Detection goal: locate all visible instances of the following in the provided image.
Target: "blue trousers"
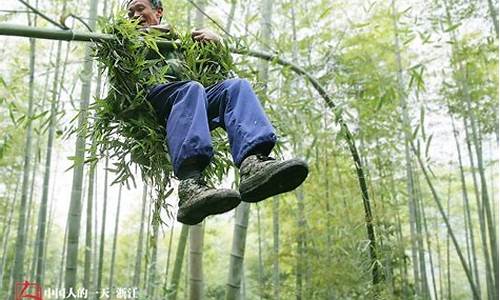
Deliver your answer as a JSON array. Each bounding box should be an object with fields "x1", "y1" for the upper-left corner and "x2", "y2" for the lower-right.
[{"x1": 147, "y1": 78, "x2": 277, "y2": 177}]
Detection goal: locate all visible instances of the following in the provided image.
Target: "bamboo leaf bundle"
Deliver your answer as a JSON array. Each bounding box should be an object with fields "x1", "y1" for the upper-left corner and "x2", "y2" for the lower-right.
[{"x1": 86, "y1": 16, "x2": 235, "y2": 224}]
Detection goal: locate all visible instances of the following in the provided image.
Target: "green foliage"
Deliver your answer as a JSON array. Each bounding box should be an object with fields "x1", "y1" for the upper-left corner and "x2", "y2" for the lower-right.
[
  {"x1": 177, "y1": 32, "x2": 234, "y2": 86},
  {"x1": 0, "y1": 1, "x2": 497, "y2": 299},
  {"x1": 88, "y1": 16, "x2": 236, "y2": 224},
  {"x1": 443, "y1": 34, "x2": 499, "y2": 135}
]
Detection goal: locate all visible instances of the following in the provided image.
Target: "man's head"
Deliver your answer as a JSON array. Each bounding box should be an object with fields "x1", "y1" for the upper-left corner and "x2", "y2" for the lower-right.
[{"x1": 126, "y1": 0, "x2": 163, "y2": 26}]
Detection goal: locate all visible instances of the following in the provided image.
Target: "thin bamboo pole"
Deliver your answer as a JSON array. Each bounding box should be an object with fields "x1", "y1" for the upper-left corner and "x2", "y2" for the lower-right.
[
  {"x1": 108, "y1": 185, "x2": 123, "y2": 294},
  {"x1": 133, "y1": 185, "x2": 148, "y2": 288},
  {"x1": 0, "y1": 175, "x2": 20, "y2": 292},
  {"x1": 412, "y1": 144, "x2": 481, "y2": 300},
  {"x1": 64, "y1": 0, "x2": 98, "y2": 295},
  {"x1": 390, "y1": 1, "x2": 422, "y2": 293},
  {"x1": 169, "y1": 225, "x2": 189, "y2": 300},
  {"x1": 0, "y1": 23, "x2": 174, "y2": 47},
  {"x1": 450, "y1": 114, "x2": 481, "y2": 294},
  {"x1": 35, "y1": 20, "x2": 65, "y2": 283},
  {"x1": 12, "y1": 22, "x2": 36, "y2": 294},
  {"x1": 162, "y1": 225, "x2": 175, "y2": 296},
  {"x1": 189, "y1": 223, "x2": 204, "y2": 300},
  {"x1": 96, "y1": 157, "x2": 110, "y2": 298}
]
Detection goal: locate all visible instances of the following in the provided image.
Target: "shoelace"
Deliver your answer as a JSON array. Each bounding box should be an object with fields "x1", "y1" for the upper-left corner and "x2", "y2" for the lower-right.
[
  {"x1": 191, "y1": 177, "x2": 207, "y2": 185},
  {"x1": 192, "y1": 177, "x2": 219, "y2": 190},
  {"x1": 256, "y1": 154, "x2": 275, "y2": 162}
]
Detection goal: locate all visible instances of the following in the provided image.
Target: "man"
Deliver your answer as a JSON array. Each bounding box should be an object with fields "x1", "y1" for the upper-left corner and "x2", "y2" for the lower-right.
[{"x1": 126, "y1": 0, "x2": 309, "y2": 225}]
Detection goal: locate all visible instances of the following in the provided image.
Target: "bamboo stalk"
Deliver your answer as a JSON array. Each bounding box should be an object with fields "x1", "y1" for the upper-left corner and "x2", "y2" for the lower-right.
[
  {"x1": 133, "y1": 185, "x2": 148, "y2": 288},
  {"x1": 412, "y1": 143, "x2": 481, "y2": 300},
  {"x1": 390, "y1": 1, "x2": 422, "y2": 293},
  {"x1": 0, "y1": 23, "x2": 174, "y2": 47},
  {"x1": 169, "y1": 224, "x2": 189, "y2": 300},
  {"x1": 35, "y1": 37, "x2": 62, "y2": 285},
  {"x1": 162, "y1": 225, "x2": 175, "y2": 296},
  {"x1": 147, "y1": 217, "x2": 159, "y2": 298},
  {"x1": 225, "y1": 203, "x2": 250, "y2": 300},
  {"x1": 189, "y1": 223, "x2": 204, "y2": 300},
  {"x1": 256, "y1": 204, "x2": 264, "y2": 300},
  {"x1": 0, "y1": 175, "x2": 20, "y2": 292},
  {"x1": 414, "y1": 172, "x2": 439, "y2": 300},
  {"x1": 450, "y1": 114, "x2": 482, "y2": 295},
  {"x1": 108, "y1": 185, "x2": 123, "y2": 294},
  {"x1": 272, "y1": 197, "x2": 280, "y2": 300},
  {"x1": 96, "y1": 157, "x2": 109, "y2": 299},
  {"x1": 440, "y1": 0, "x2": 499, "y2": 295},
  {"x1": 12, "y1": 22, "x2": 36, "y2": 295}
]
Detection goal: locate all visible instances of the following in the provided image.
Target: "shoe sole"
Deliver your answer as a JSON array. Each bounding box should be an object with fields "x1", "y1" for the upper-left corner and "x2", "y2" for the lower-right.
[
  {"x1": 240, "y1": 159, "x2": 309, "y2": 203},
  {"x1": 177, "y1": 191, "x2": 241, "y2": 225}
]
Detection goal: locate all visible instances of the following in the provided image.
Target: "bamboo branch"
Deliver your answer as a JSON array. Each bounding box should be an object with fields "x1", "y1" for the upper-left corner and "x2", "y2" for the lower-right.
[
  {"x1": 0, "y1": 10, "x2": 33, "y2": 14},
  {"x1": 185, "y1": 0, "x2": 234, "y2": 39},
  {"x1": 17, "y1": 0, "x2": 67, "y2": 29}
]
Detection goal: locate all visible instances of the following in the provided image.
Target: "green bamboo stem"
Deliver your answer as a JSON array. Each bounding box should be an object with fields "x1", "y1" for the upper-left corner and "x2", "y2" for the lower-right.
[
  {"x1": 272, "y1": 197, "x2": 280, "y2": 299},
  {"x1": 169, "y1": 224, "x2": 189, "y2": 300},
  {"x1": 450, "y1": 113, "x2": 482, "y2": 294},
  {"x1": 96, "y1": 157, "x2": 109, "y2": 299},
  {"x1": 108, "y1": 185, "x2": 123, "y2": 294},
  {"x1": 64, "y1": 0, "x2": 98, "y2": 292},
  {"x1": 35, "y1": 37, "x2": 63, "y2": 285},
  {"x1": 0, "y1": 23, "x2": 174, "y2": 48},
  {"x1": 162, "y1": 225, "x2": 175, "y2": 296},
  {"x1": 225, "y1": 167, "x2": 249, "y2": 300},
  {"x1": 189, "y1": 223, "x2": 204, "y2": 300},
  {"x1": 411, "y1": 143, "x2": 481, "y2": 300},
  {"x1": 256, "y1": 204, "x2": 264, "y2": 300},
  {"x1": 147, "y1": 218, "x2": 160, "y2": 298},
  {"x1": 142, "y1": 193, "x2": 152, "y2": 290},
  {"x1": 390, "y1": 1, "x2": 422, "y2": 292},
  {"x1": 414, "y1": 171, "x2": 439, "y2": 300},
  {"x1": 0, "y1": 175, "x2": 20, "y2": 293},
  {"x1": 133, "y1": 185, "x2": 148, "y2": 288},
  {"x1": 241, "y1": 47, "x2": 381, "y2": 285},
  {"x1": 12, "y1": 27, "x2": 36, "y2": 296}
]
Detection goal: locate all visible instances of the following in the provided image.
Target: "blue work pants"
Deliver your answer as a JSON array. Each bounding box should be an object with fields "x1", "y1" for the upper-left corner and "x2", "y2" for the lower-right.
[{"x1": 147, "y1": 78, "x2": 277, "y2": 177}]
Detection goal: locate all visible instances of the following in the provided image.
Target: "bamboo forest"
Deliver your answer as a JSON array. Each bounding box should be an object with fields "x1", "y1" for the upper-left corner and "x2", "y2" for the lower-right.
[{"x1": 0, "y1": 0, "x2": 498, "y2": 299}]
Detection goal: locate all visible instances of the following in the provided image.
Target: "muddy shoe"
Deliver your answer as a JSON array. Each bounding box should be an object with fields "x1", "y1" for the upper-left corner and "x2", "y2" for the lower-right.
[
  {"x1": 177, "y1": 178, "x2": 241, "y2": 225},
  {"x1": 239, "y1": 155, "x2": 309, "y2": 203}
]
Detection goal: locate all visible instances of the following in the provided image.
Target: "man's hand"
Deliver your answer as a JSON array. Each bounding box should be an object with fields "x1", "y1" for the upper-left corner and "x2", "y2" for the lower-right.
[{"x1": 192, "y1": 28, "x2": 221, "y2": 43}]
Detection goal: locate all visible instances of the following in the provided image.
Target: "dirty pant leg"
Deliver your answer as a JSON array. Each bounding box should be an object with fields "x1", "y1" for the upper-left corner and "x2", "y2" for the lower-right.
[
  {"x1": 147, "y1": 81, "x2": 214, "y2": 176},
  {"x1": 206, "y1": 78, "x2": 277, "y2": 167}
]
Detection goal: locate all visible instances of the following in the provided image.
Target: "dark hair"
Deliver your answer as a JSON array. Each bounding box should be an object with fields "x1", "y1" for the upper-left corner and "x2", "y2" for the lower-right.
[
  {"x1": 125, "y1": 0, "x2": 163, "y2": 9},
  {"x1": 150, "y1": 0, "x2": 162, "y2": 9}
]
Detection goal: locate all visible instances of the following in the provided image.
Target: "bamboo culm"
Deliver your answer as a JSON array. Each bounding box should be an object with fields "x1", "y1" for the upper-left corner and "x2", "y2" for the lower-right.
[{"x1": 63, "y1": 0, "x2": 98, "y2": 296}]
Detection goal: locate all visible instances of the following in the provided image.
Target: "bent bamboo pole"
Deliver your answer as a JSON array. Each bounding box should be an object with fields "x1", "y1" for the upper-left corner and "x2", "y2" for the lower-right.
[
  {"x1": 0, "y1": 23, "x2": 175, "y2": 49},
  {"x1": 0, "y1": 23, "x2": 382, "y2": 285}
]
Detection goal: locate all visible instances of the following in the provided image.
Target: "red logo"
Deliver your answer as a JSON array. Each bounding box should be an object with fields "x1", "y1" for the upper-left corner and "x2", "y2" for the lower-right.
[{"x1": 15, "y1": 281, "x2": 43, "y2": 300}]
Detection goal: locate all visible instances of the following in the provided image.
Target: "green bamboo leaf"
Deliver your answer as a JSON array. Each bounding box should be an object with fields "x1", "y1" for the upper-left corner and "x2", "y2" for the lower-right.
[
  {"x1": 412, "y1": 124, "x2": 420, "y2": 140},
  {"x1": 425, "y1": 133, "x2": 433, "y2": 158},
  {"x1": 445, "y1": 23, "x2": 461, "y2": 32},
  {"x1": 319, "y1": 6, "x2": 333, "y2": 20},
  {"x1": 420, "y1": 105, "x2": 426, "y2": 140}
]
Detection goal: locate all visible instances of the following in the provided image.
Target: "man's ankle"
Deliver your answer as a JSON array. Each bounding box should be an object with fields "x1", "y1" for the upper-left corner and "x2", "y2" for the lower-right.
[
  {"x1": 179, "y1": 169, "x2": 202, "y2": 180},
  {"x1": 177, "y1": 157, "x2": 205, "y2": 180},
  {"x1": 241, "y1": 143, "x2": 275, "y2": 164}
]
